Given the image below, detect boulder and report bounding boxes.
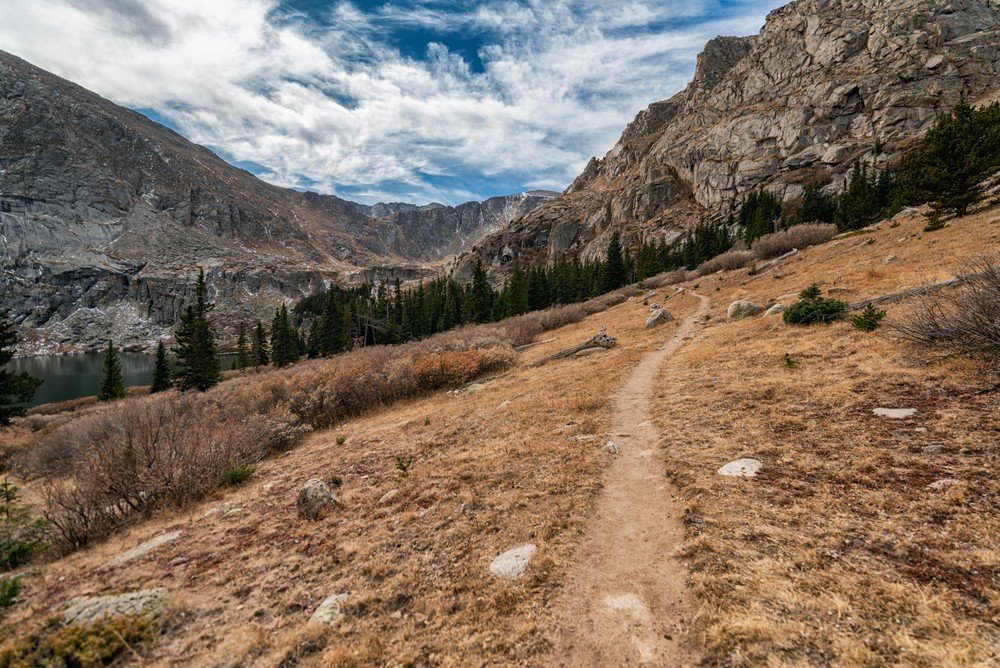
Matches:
[873,407,916,419]
[489,544,536,580]
[717,458,761,477]
[763,303,785,317]
[310,594,348,624]
[645,308,675,328]
[297,478,340,520]
[727,300,763,321]
[378,489,399,505]
[63,588,168,625]
[604,441,621,455]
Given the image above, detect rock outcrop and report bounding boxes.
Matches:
[0,49,555,352]
[454,0,1000,280]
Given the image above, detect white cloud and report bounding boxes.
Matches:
[0,0,780,204]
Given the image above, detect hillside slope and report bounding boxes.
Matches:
[454,0,1000,279]
[2,201,996,665]
[0,49,555,352]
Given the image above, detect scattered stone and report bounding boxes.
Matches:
[310,594,348,624]
[727,300,763,322]
[717,458,761,477]
[297,478,340,520]
[63,588,168,625]
[893,207,919,220]
[648,303,660,311]
[571,434,599,442]
[928,478,960,491]
[465,383,487,395]
[169,557,189,567]
[604,441,621,455]
[922,444,944,454]
[223,507,245,518]
[489,544,536,580]
[763,303,785,316]
[883,254,898,265]
[378,489,399,505]
[873,407,916,419]
[645,308,675,328]
[107,530,182,567]
[828,287,852,295]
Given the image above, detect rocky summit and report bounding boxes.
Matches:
[0,49,555,352]
[453,0,1000,279]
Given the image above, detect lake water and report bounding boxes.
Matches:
[8,353,239,408]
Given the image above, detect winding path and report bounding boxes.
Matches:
[551,293,711,666]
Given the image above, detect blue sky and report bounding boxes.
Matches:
[0,0,784,205]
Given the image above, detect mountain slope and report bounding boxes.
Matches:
[454,0,1000,279]
[0,49,554,351]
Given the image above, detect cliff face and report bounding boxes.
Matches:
[0,50,554,352]
[454,0,1000,280]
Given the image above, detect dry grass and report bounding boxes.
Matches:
[651,206,1000,665]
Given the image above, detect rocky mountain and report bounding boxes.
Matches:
[454,0,1000,280]
[0,50,555,352]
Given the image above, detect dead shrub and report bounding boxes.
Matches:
[643,268,692,289]
[751,223,837,260]
[697,250,754,276]
[892,258,1000,367]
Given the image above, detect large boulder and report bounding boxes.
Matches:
[645,308,676,328]
[63,588,168,625]
[296,479,340,520]
[727,300,764,321]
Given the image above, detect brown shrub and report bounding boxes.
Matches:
[696,250,754,276]
[643,268,692,289]
[751,223,838,260]
[892,257,1000,367]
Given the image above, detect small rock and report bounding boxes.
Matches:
[465,383,487,395]
[928,478,959,491]
[107,530,182,567]
[297,478,340,520]
[169,557,189,566]
[717,458,761,477]
[727,300,763,322]
[378,489,399,505]
[883,254,898,265]
[489,544,536,580]
[604,441,621,455]
[63,588,168,625]
[922,444,944,454]
[828,287,852,295]
[310,594,348,624]
[648,303,660,311]
[873,407,916,419]
[893,207,918,220]
[763,303,785,316]
[645,308,675,328]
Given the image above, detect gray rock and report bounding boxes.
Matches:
[883,254,898,265]
[717,458,761,477]
[763,303,786,316]
[107,530,182,567]
[873,407,916,419]
[922,444,944,454]
[378,489,399,505]
[310,594,348,624]
[297,478,340,520]
[727,300,763,321]
[63,588,168,625]
[645,308,675,328]
[489,544,536,580]
[604,441,621,455]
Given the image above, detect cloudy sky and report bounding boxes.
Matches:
[0,0,782,205]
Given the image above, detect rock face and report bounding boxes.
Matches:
[296,479,340,520]
[62,588,168,624]
[0,49,555,352]
[455,0,1000,279]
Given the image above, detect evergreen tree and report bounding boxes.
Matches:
[97,340,126,402]
[602,231,628,292]
[150,340,172,393]
[270,305,295,368]
[173,268,222,391]
[464,259,494,324]
[252,321,270,367]
[0,310,41,427]
[741,189,782,246]
[235,322,250,371]
[306,320,320,358]
[340,305,355,351]
[507,262,530,316]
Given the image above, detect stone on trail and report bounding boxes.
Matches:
[604,441,621,455]
[63,588,168,625]
[727,300,763,321]
[873,407,916,419]
[645,308,675,329]
[107,530,182,567]
[489,544,536,580]
[297,478,340,520]
[310,594,348,624]
[718,458,761,477]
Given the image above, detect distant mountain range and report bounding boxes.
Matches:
[453,0,1000,280]
[0,49,556,352]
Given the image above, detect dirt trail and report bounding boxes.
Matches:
[551,293,710,666]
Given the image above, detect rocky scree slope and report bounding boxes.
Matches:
[453,0,1000,280]
[0,50,554,352]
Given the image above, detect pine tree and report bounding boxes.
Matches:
[317,287,343,356]
[602,231,628,293]
[173,268,222,391]
[150,340,172,393]
[270,305,295,368]
[252,321,270,367]
[465,259,494,324]
[0,310,41,427]
[340,305,355,351]
[235,322,250,371]
[97,340,126,402]
[306,320,320,358]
